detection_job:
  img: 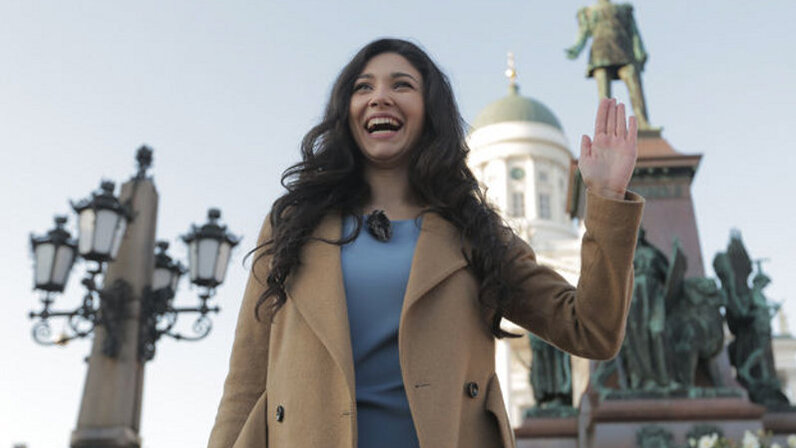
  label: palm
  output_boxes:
[578,98,638,200]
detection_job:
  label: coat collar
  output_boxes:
[286,211,468,401]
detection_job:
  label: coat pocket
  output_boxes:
[232,390,268,448]
[484,374,515,448]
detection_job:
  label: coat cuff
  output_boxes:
[584,189,644,245]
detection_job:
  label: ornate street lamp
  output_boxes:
[28,147,239,361]
[30,216,78,293]
[27,146,241,448]
[183,208,241,289]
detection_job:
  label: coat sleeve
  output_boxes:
[502,189,644,360]
[208,216,273,447]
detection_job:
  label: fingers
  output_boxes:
[606,98,617,136]
[628,116,638,147]
[616,103,627,138]
[596,98,635,139]
[594,98,610,135]
[580,135,592,158]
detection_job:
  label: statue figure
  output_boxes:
[622,228,670,389]
[665,275,726,390]
[528,334,572,410]
[566,0,653,130]
[713,231,789,408]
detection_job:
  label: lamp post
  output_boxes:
[27,146,240,448]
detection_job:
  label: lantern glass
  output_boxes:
[189,240,198,282]
[94,209,120,256]
[110,218,127,258]
[214,242,232,284]
[78,209,95,255]
[170,272,180,292]
[34,243,55,286]
[197,239,220,281]
[152,267,172,291]
[53,245,76,287]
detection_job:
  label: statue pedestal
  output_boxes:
[578,395,765,448]
[515,415,578,448]
[630,132,704,278]
[763,409,796,445]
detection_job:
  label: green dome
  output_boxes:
[472,85,563,131]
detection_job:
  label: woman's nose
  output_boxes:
[368,86,393,107]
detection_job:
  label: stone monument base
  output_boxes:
[764,409,796,445]
[515,415,578,448]
[579,396,765,448]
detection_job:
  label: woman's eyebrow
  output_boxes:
[392,72,418,82]
[354,72,419,83]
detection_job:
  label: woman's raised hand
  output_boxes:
[578,98,638,200]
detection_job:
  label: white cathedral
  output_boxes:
[466,55,796,427]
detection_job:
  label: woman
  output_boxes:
[208,38,643,448]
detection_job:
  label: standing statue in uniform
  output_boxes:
[566,0,653,130]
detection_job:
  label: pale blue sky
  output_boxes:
[1,1,794,447]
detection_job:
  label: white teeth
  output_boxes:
[366,117,401,130]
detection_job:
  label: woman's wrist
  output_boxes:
[590,186,626,201]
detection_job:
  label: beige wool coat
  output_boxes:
[208,190,644,448]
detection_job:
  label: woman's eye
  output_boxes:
[394,81,413,89]
[353,83,371,92]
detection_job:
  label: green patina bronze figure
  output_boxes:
[663,241,725,391]
[623,228,670,390]
[525,334,574,417]
[713,231,789,408]
[566,0,653,130]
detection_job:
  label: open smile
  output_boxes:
[364,115,404,136]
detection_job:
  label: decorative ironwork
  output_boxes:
[29,264,132,357]
[138,286,220,361]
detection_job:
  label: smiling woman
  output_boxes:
[208,38,644,448]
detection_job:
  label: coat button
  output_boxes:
[275,405,285,422]
[466,382,479,398]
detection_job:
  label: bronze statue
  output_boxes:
[665,276,726,390]
[566,0,653,130]
[623,228,670,389]
[528,334,572,409]
[713,231,789,408]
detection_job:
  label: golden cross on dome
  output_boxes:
[505,52,518,89]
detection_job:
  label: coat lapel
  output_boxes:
[286,213,356,401]
[402,212,469,313]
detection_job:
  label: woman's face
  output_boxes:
[348,52,425,169]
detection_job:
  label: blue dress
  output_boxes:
[341,216,422,448]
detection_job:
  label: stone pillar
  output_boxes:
[629,130,704,277]
[71,178,158,448]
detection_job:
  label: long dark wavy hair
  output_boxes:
[252,38,519,338]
